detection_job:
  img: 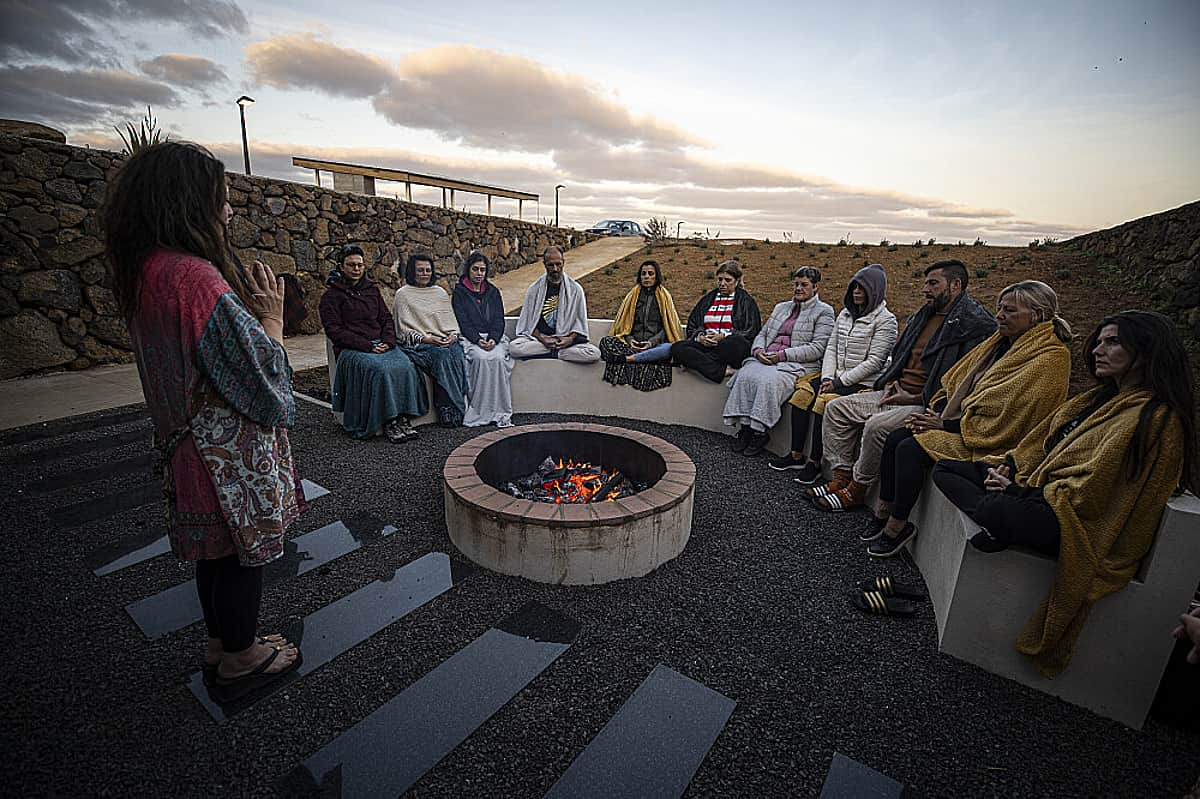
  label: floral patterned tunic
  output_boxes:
[129,250,306,566]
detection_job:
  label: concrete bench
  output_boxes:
[325,317,796,455]
[908,483,1200,729]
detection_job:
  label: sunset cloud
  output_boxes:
[0,65,177,124]
[245,32,394,98]
[138,54,228,88]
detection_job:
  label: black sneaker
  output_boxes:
[859,516,888,542]
[768,453,805,471]
[383,419,407,443]
[744,431,770,457]
[867,522,916,558]
[792,462,823,485]
[730,427,752,453]
[969,528,1007,553]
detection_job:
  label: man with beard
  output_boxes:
[807,259,995,513]
[510,245,601,363]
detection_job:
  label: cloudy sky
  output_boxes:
[2,0,1197,244]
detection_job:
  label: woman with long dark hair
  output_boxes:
[451,251,514,427]
[598,259,685,391]
[931,310,1196,675]
[103,142,304,701]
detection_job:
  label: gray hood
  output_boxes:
[845,263,887,319]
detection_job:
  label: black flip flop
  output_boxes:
[858,575,928,601]
[202,635,290,686]
[212,646,301,702]
[851,589,918,617]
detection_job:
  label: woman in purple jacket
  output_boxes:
[318,245,427,441]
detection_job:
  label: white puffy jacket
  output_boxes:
[820,301,898,387]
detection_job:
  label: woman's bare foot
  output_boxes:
[212,634,294,675]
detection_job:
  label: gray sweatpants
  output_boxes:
[822,390,923,484]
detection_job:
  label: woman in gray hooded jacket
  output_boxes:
[769,263,897,481]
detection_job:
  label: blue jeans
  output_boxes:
[632,342,673,362]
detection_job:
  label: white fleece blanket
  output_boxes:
[514,274,590,339]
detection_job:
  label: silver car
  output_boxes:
[585,219,644,237]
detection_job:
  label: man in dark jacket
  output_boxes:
[809,260,996,515]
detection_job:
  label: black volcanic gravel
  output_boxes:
[3,400,1197,798]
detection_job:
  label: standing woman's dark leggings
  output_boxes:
[931,459,1061,556]
[195,554,264,653]
[878,427,934,520]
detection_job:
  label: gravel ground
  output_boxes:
[4,400,1197,798]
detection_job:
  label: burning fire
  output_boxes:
[497,456,645,504]
[543,458,622,504]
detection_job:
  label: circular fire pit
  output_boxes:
[443,423,695,585]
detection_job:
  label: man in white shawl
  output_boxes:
[510,246,601,363]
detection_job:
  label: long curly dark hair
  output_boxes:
[1083,310,1196,491]
[102,141,246,320]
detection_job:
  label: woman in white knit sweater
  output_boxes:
[393,253,470,427]
[769,263,897,482]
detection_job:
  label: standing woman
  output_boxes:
[451,251,514,427]
[598,259,685,391]
[932,310,1196,675]
[102,142,303,700]
[320,244,427,442]
[393,253,470,427]
[670,260,762,383]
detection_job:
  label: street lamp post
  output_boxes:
[676,220,685,240]
[236,95,255,175]
[554,184,565,227]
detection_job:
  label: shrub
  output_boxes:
[644,217,670,241]
[704,253,714,260]
[818,245,829,253]
[673,247,680,254]
[913,239,924,247]
[942,245,951,251]
[114,105,166,154]
[928,237,936,246]
[879,239,890,247]
[975,268,989,278]
[1054,268,1072,279]
[798,238,806,246]
[704,270,715,279]
[851,250,861,259]
[905,258,912,267]
[956,240,966,246]
[769,253,776,260]
[681,259,689,265]
[1028,239,1040,249]
[697,241,708,249]
[837,237,849,246]
[747,243,760,251]
[887,245,898,252]
[911,268,923,277]
[919,250,930,258]
[973,238,986,246]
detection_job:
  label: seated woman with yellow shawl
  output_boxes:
[863,280,1072,558]
[598,259,684,391]
[931,309,1195,671]
[931,310,1195,675]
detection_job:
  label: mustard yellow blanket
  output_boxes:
[1007,386,1184,676]
[610,285,684,343]
[916,322,1069,462]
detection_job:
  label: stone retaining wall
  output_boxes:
[0,133,595,379]
[1065,199,1200,339]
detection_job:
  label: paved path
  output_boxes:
[0,237,642,432]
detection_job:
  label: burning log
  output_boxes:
[496,455,645,504]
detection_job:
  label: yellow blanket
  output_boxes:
[609,285,684,343]
[1007,386,1185,676]
[916,322,1069,462]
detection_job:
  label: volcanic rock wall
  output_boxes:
[1066,199,1200,339]
[0,134,593,379]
